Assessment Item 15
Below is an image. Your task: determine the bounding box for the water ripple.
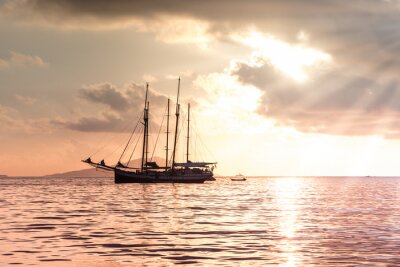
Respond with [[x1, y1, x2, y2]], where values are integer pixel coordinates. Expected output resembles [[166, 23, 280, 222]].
[[1, 176, 400, 266]]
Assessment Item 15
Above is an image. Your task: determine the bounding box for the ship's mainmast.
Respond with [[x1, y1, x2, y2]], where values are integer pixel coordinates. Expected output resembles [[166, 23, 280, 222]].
[[186, 103, 190, 163], [172, 77, 180, 169], [141, 83, 149, 172], [165, 98, 170, 173]]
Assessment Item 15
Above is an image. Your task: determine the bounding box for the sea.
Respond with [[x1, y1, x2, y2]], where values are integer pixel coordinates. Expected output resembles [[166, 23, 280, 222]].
[[1, 176, 400, 266]]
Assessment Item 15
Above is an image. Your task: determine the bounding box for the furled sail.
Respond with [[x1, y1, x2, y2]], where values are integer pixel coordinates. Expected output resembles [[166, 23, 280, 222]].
[[174, 162, 217, 168]]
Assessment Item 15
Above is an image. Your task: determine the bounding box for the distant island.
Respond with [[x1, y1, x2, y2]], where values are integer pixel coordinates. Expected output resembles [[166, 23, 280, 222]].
[[46, 167, 114, 178], [0, 175, 8, 178]]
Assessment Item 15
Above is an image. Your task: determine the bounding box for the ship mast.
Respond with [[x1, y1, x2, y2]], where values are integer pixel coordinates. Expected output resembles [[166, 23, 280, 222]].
[[145, 101, 149, 168], [172, 77, 180, 169], [141, 83, 149, 172], [186, 103, 190, 163], [165, 98, 170, 173]]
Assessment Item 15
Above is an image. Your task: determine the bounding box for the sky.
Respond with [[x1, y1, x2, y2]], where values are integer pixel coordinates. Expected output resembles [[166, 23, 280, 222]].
[[2, 0, 400, 176]]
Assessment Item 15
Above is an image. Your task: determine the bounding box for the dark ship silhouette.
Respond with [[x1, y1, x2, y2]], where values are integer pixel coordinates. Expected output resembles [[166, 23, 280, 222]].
[[83, 78, 216, 183]]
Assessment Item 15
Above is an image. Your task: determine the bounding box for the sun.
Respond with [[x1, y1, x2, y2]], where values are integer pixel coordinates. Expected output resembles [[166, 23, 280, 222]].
[[232, 31, 332, 82]]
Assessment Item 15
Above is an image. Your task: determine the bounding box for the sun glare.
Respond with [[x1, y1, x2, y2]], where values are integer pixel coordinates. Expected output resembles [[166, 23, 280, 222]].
[[194, 72, 271, 135], [232, 31, 332, 82]]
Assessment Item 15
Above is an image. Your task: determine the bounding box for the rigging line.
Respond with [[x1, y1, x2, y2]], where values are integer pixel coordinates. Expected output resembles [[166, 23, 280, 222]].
[[168, 108, 186, 165], [197, 132, 216, 162], [192, 113, 216, 162], [128, 122, 142, 150], [190, 113, 200, 161], [147, 122, 155, 157], [102, 115, 144, 162], [189, 123, 198, 161], [147, 110, 164, 153], [193, 126, 205, 162], [192, 123, 197, 161], [148, 109, 165, 129], [194, 120, 206, 162], [103, 133, 132, 162], [178, 108, 187, 163], [118, 115, 142, 162], [191, 123, 199, 162], [127, 124, 144, 166], [150, 103, 168, 162], [146, 111, 156, 144], [89, 115, 139, 158]]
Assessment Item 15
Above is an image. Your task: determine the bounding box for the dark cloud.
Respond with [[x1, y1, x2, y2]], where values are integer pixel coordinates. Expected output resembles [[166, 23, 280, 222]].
[[5, 0, 400, 137], [2, 1, 398, 37], [80, 83, 131, 111], [4, 0, 400, 77], [54, 111, 124, 132], [1, 0, 387, 23], [3, 0, 398, 39], [57, 82, 169, 132], [233, 58, 400, 138]]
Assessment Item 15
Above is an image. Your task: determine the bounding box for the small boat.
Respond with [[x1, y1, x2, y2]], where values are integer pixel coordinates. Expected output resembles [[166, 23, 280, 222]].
[[231, 173, 246, 181], [82, 78, 217, 183]]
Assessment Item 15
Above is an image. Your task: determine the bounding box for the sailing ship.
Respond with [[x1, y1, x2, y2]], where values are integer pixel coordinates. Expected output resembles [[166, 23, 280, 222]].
[[82, 78, 217, 183]]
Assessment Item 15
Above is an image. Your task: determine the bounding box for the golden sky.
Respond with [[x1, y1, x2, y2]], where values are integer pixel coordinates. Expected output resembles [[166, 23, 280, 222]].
[[1, 0, 400, 176]]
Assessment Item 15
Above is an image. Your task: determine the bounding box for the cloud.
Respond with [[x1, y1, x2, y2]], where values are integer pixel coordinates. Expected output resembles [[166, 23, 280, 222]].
[[142, 74, 157, 83], [58, 82, 169, 132], [232, 54, 400, 138], [0, 104, 51, 134], [231, 31, 332, 82], [0, 105, 18, 130], [3, 80, 181, 135], [165, 71, 194, 80], [0, 51, 47, 70], [193, 68, 270, 135], [1, 81, 171, 134], [5, 0, 400, 138], [79, 83, 131, 111], [3, 1, 400, 77], [53, 111, 124, 132], [0, 1, 213, 47], [185, 24, 400, 139], [15, 94, 36, 105], [1, 1, 398, 41]]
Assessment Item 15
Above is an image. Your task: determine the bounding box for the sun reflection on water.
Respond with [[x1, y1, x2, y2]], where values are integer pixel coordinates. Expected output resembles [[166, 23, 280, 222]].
[[271, 177, 305, 267]]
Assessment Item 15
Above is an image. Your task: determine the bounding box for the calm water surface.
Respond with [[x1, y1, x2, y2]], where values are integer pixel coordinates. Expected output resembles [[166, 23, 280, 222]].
[[1, 176, 400, 266]]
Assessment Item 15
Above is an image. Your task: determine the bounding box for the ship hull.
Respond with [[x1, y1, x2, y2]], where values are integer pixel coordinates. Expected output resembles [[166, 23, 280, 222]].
[[114, 169, 213, 184]]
